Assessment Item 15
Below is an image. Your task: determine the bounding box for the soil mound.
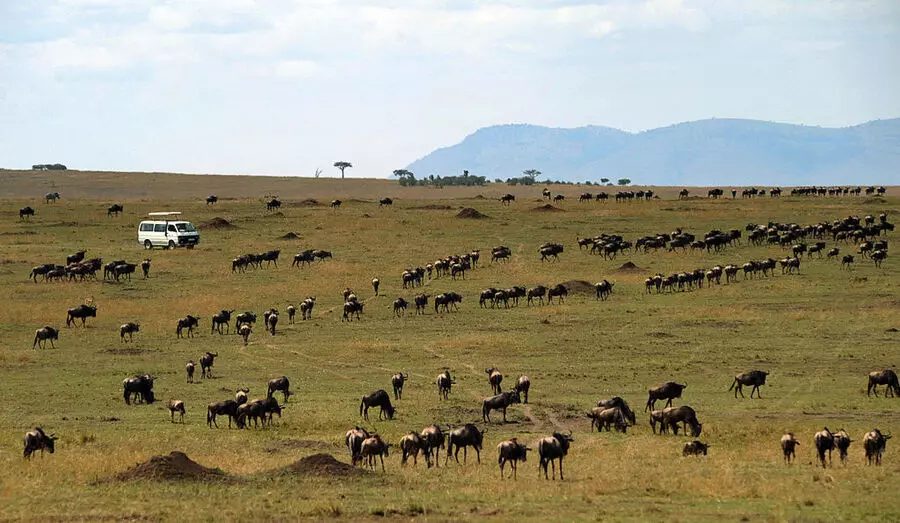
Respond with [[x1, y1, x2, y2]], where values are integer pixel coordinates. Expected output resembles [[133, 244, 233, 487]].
[[288, 199, 320, 207], [279, 232, 301, 240], [199, 217, 236, 229], [456, 208, 488, 219], [559, 280, 594, 295], [111, 451, 230, 483], [268, 453, 362, 478], [532, 204, 565, 212], [617, 261, 642, 271]]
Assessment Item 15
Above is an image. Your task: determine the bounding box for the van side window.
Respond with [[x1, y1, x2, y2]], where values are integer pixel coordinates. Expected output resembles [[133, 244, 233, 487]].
[[140, 223, 153, 232], [168, 225, 177, 232], [154, 224, 166, 233]]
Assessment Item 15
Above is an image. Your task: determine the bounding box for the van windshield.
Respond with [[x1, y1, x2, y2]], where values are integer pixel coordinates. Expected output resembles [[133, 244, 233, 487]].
[[176, 223, 197, 232]]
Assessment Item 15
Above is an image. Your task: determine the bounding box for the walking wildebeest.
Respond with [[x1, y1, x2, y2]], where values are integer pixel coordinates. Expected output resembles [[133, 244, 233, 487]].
[[841, 254, 854, 269], [32, 326, 59, 349], [399, 432, 426, 466], [141, 258, 151, 278], [414, 294, 429, 314], [594, 280, 614, 300], [267, 376, 291, 402], [286, 304, 296, 324], [67, 250, 87, 266], [360, 389, 395, 420], [19, 206, 35, 219], [867, 369, 900, 397], [23, 428, 58, 459], [185, 361, 195, 383], [123, 375, 155, 405], [168, 400, 186, 423], [360, 435, 389, 471], [683, 441, 709, 456], [485, 368, 503, 394], [372, 277, 380, 295], [119, 322, 140, 342], [446, 424, 486, 465], [391, 372, 408, 400], [343, 300, 363, 322], [176, 315, 200, 338], [235, 311, 256, 331], [515, 375, 531, 404], [781, 433, 800, 464], [379, 198, 393, 207], [239, 324, 252, 345], [538, 432, 573, 480], [107, 204, 123, 217], [729, 370, 768, 399], [420, 425, 446, 467], [206, 195, 218, 205], [235, 388, 250, 405], [527, 285, 546, 306], [207, 399, 238, 428], [437, 370, 454, 400], [834, 429, 852, 463], [393, 297, 408, 316], [300, 297, 316, 320], [66, 304, 97, 327], [499, 194, 515, 205], [200, 352, 217, 378], [113, 262, 137, 282], [646, 382, 687, 411], [266, 198, 281, 211], [814, 427, 836, 467], [265, 309, 278, 335], [345, 426, 371, 466], [45, 192, 60, 203], [497, 438, 530, 479], [539, 243, 564, 262], [864, 428, 891, 465], [211, 310, 233, 334], [482, 391, 521, 423], [547, 283, 567, 304]]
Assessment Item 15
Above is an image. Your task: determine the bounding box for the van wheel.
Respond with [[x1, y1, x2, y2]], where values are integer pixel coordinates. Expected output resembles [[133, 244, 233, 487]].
[[144, 240, 153, 250], [168, 240, 176, 250]]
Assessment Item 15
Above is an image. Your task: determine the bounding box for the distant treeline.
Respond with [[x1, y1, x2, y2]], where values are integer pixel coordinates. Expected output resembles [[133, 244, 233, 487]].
[[32, 164, 68, 171], [502, 177, 614, 186], [395, 170, 487, 187]]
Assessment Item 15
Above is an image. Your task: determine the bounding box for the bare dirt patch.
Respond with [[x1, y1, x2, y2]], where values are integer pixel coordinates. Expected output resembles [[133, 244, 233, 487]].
[[108, 451, 231, 483], [559, 280, 594, 295], [531, 204, 565, 212], [456, 208, 488, 219], [265, 453, 362, 478], [616, 261, 642, 272], [279, 232, 301, 240], [199, 217, 236, 229]]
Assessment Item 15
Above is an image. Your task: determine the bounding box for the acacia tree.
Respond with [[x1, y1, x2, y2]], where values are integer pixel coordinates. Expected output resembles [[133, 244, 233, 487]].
[[617, 178, 632, 186], [334, 161, 352, 179], [600, 178, 609, 184], [523, 169, 541, 180]]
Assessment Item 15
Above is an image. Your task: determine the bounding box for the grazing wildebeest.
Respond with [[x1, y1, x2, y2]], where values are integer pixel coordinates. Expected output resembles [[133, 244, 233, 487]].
[[497, 438, 530, 479], [345, 426, 371, 466], [267, 376, 291, 402], [393, 297, 408, 316], [342, 300, 363, 322], [597, 396, 636, 426], [594, 280, 614, 301], [168, 400, 186, 423], [729, 370, 768, 399], [446, 424, 486, 465], [122, 374, 155, 405], [185, 361, 195, 383], [864, 428, 891, 465], [200, 352, 218, 378], [867, 369, 900, 397], [538, 432, 573, 480], [391, 372, 408, 400], [483, 391, 521, 423], [206, 195, 218, 205], [19, 206, 35, 220], [266, 198, 281, 211], [32, 326, 59, 349], [176, 315, 200, 338], [661, 406, 702, 437], [107, 204, 124, 217], [683, 441, 709, 456], [399, 432, 426, 466], [547, 283, 567, 304], [207, 399, 238, 428], [485, 368, 503, 394], [211, 310, 233, 334], [437, 370, 454, 400], [499, 193, 515, 205], [23, 428, 58, 459], [379, 198, 393, 207], [119, 322, 140, 342], [515, 375, 531, 404], [66, 304, 97, 327], [360, 435, 389, 471], [646, 382, 687, 411], [781, 433, 800, 464], [588, 407, 627, 433], [414, 293, 429, 314], [826, 247, 840, 259], [649, 410, 667, 434], [420, 425, 446, 467], [331, 199, 342, 209], [300, 297, 316, 320], [360, 389, 395, 420], [45, 192, 60, 203]]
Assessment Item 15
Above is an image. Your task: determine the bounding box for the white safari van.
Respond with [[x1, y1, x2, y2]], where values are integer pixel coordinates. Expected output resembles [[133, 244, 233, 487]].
[[138, 212, 200, 250]]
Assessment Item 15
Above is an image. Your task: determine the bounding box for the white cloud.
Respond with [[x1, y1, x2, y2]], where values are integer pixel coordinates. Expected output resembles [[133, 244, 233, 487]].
[[272, 59, 321, 78]]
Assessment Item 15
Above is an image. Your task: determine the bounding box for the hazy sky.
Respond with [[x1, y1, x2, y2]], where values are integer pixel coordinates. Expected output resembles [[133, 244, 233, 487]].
[[1, 0, 898, 177]]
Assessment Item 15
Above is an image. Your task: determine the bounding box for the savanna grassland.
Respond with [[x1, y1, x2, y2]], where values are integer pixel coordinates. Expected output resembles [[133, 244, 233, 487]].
[[0, 171, 898, 522]]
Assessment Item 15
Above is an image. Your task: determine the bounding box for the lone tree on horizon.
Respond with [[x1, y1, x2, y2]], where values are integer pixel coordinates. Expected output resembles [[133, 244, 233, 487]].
[[523, 169, 541, 180], [334, 161, 352, 179], [617, 178, 632, 186]]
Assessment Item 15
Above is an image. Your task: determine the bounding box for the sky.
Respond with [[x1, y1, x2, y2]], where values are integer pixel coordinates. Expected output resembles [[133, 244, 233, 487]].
[[1, 0, 898, 178]]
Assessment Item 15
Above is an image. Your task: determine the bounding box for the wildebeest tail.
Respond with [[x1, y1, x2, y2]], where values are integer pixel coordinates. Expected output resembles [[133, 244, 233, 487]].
[[359, 398, 364, 417]]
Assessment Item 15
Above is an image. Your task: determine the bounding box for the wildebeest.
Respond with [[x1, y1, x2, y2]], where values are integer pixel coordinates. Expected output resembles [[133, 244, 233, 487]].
[[342, 300, 364, 322], [729, 370, 768, 399], [515, 375, 531, 404], [437, 370, 455, 400], [867, 369, 900, 397], [331, 199, 342, 209], [372, 277, 380, 296], [597, 396, 636, 426], [113, 262, 137, 282], [841, 254, 854, 269], [661, 406, 702, 437], [211, 310, 233, 334], [185, 361, 195, 383], [266, 198, 281, 211], [66, 304, 97, 327], [23, 428, 58, 459], [434, 292, 462, 313], [103, 260, 125, 281], [265, 309, 278, 335], [646, 382, 687, 411], [414, 293, 429, 314], [200, 352, 217, 378], [120, 322, 140, 342], [176, 315, 200, 338], [239, 324, 252, 345], [235, 311, 256, 331], [399, 432, 425, 466], [864, 428, 891, 465], [834, 428, 852, 463], [391, 372, 408, 400], [683, 441, 709, 456], [45, 192, 60, 203], [497, 438, 530, 479], [300, 297, 316, 320], [206, 195, 218, 205], [107, 204, 124, 217], [140, 258, 151, 278], [67, 250, 87, 266], [267, 376, 291, 402], [420, 425, 446, 467], [500, 193, 515, 205], [360, 389, 395, 421], [594, 280, 614, 300], [360, 434, 389, 471], [19, 206, 35, 219], [207, 399, 238, 428], [485, 368, 503, 394], [526, 285, 546, 306], [539, 243, 564, 262], [32, 326, 59, 349], [538, 432, 573, 480], [781, 433, 800, 464], [168, 400, 186, 423], [547, 283, 567, 304], [379, 198, 393, 207], [588, 407, 627, 433], [446, 424, 486, 465], [393, 297, 408, 316], [123, 374, 155, 405], [345, 426, 370, 466], [483, 391, 521, 423], [286, 304, 296, 324], [235, 388, 250, 405]]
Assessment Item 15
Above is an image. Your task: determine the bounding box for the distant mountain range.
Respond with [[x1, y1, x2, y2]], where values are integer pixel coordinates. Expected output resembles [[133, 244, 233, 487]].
[[406, 118, 900, 186]]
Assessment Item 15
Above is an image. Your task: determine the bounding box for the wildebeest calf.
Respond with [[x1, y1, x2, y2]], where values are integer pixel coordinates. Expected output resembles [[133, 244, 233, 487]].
[[23, 428, 58, 458]]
